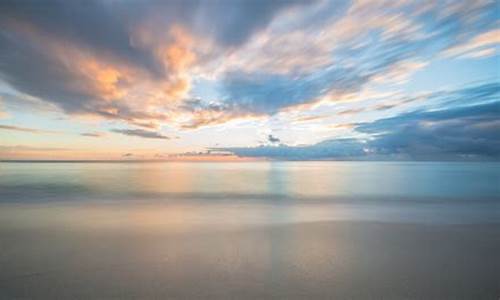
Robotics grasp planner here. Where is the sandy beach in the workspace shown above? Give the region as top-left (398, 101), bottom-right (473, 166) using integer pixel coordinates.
top-left (1, 215), bottom-right (499, 299)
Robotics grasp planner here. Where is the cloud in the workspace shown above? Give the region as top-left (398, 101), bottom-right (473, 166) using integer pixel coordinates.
top-left (220, 104), bottom-right (500, 160)
top-left (178, 98), bottom-right (260, 129)
top-left (443, 29), bottom-right (500, 59)
top-left (0, 0), bottom-right (306, 128)
top-left (217, 82), bottom-right (500, 160)
top-left (80, 132), bottom-right (104, 138)
top-left (0, 91), bottom-right (58, 113)
top-left (0, 0), bottom-right (304, 65)
top-left (214, 138), bottom-right (367, 160)
top-left (0, 96), bottom-right (6, 118)
top-left (267, 134), bottom-right (280, 144)
top-left (291, 114), bottom-right (329, 124)
top-left (111, 128), bottom-right (170, 140)
top-left (371, 60), bottom-right (428, 85)
top-left (193, 0), bottom-right (309, 47)
top-left (338, 108), bottom-right (366, 116)
top-left (205, 0), bottom-right (497, 118)
top-left (0, 1), bottom-right (318, 129)
top-left (356, 102), bottom-right (500, 159)
top-left (0, 124), bottom-right (59, 134)
top-left (461, 48), bottom-right (496, 59)
top-left (0, 19), bottom-right (185, 128)
top-left (221, 66), bottom-right (368, 114)
top-left (0, 0), bottom-right (497, 130)
top-left (329, 123), bottom-right (357, 130)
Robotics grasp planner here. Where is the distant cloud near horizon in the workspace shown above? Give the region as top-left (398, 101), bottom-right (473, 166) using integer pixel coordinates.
top-left (268, 134), bottom-right (280, 144)
top-left (0, 124), bottom-right (58, 134)
top-left (111, 128), bottom-right (170, 140)
top-left (80, 132), bottom-right (104, 138)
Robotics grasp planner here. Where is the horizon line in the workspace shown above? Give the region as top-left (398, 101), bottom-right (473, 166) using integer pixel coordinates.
top-left (1, 159), bottom-right (498, 163)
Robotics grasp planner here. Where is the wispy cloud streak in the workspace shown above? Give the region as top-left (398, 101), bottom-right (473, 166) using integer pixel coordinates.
top-left (111, 128), bottom-right (170, 140)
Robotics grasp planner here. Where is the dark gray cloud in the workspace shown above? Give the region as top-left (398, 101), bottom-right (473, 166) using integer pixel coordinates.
top-left (0, 0), bottom-right (137, 59)
top-left (80, 132), bottom-right (104, 138)
top-left (268, 134), bottom-right (280, 144)
top-left (0, 0), bottom-right (304, 66)
top-left (111, 129), bottom-right (170, 140)
top-left (0, 0), bottom-right (148, 115)
top-left (0, 29), bottom-right (115, 115)
top-left (218, 83), bottom-right (500, 160)
top-left (358, 102), bottom-right (500, 160)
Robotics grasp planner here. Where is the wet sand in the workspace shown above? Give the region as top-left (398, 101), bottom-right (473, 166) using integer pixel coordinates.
top-left (1, 219), bottom-right (499, 299)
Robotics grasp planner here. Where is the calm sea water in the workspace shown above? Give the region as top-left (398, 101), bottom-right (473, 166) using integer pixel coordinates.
top-left (0, 161), bottom-right (499, 224)
top-left (0, 162), bottom-right (499, 299)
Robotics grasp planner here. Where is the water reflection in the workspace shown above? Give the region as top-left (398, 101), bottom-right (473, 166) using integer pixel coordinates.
top-left (2, 161), bottom-right (499, 202)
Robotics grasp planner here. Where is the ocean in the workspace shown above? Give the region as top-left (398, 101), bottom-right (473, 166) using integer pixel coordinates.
top-left (0, 161), bottom-right (499, 299)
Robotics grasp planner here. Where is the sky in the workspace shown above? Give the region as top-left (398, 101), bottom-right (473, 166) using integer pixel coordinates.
top-left (0, 0), bottom-right (499, 160)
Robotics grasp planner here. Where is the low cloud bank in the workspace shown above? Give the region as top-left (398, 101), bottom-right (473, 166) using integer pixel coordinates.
top-left (216, 100), bottom-right (500, 160)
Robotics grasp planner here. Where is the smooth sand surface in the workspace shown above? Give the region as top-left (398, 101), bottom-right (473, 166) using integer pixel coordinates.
top-left (1, 220), bottom-right (499, 299)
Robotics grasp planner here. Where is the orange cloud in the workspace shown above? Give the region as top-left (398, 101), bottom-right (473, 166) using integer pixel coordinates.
top-left (162, 26), bottom-right (196, 73)
top-left (131, 24), bottom-right (196, 103)
top-left (73, 59), bottom-right (129, 101)
top-left (2, 19), bottom-right (202, 130)
top-left (328, 123), bottom-right (356, 129)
